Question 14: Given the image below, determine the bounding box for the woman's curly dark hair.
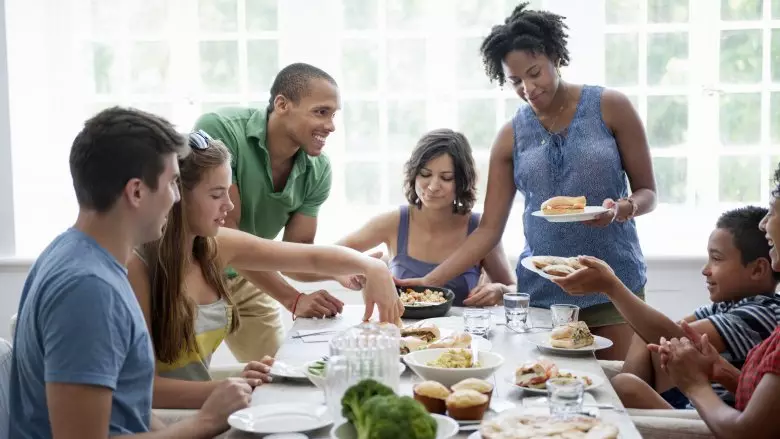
[480,2,570,86]
[403,129,477,215]
[773,162,780,198]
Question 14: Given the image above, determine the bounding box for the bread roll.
[542,264,577,277]
[541,196,586,215]
[550,322,595,349]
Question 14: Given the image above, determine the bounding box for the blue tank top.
[390,205,481,306]
[512,85,647,309]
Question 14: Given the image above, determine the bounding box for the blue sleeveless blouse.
[512,85,647,309]
[390,205,481,306]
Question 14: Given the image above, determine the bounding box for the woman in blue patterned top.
[398,2,657,360]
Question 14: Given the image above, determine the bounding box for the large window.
[2,0,777,260]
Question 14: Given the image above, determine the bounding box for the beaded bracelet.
[616,197,638,222]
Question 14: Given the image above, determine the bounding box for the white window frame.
[3,0,776,261]
[0,0,14,258]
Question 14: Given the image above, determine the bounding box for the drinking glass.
[503,292,530,330]
[463,308,491,337]
[550,304,580,327]
[547,377,584,418]
[324,322,400,421]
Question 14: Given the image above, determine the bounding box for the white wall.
[0,257,711,344]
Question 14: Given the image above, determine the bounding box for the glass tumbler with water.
[547,377,584,418]
[463,308,492,337]
[324,322,400,422]
[503,291,530,330]
[550,304,580,327]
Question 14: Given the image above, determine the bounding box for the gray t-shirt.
[9,228,155,438]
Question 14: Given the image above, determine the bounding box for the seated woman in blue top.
[329,128,516,306]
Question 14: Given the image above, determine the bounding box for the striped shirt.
[694,294,780,369]
[693,293,780,407]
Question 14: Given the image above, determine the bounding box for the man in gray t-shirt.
[10,228,155,436]
[8,107,255,439]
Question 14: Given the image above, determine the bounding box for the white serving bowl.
[330,413,458,439]
[403,348,504,388]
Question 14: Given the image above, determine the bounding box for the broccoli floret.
[359,395,437,439]
[341,379,395,426]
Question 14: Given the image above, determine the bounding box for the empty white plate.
[531,206,609,223]
[228,403,332,434]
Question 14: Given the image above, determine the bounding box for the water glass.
[324,322,401,421]
[550,304,580,327]
[547,377,584,418]
[503,292,530,330]
[463,308,491,337]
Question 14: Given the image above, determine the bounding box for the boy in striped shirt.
[553,206,780,409]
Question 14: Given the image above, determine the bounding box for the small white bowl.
[403,348,504,388]
[330,413,458,439]
[303,361,407,389]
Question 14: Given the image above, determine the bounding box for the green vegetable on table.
[307,360,326,376]
[341,379,437,439]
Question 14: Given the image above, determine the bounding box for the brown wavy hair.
[140,137,238,364]
[403,128,478,215]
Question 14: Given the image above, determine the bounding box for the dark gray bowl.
[398,286,455,320]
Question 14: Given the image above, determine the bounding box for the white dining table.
[221,305,642,439]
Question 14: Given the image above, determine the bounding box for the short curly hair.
[403,129,477,215]
[480,2,570,87]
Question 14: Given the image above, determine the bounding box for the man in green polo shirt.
[194,63,402,361]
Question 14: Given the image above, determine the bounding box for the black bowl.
[398,286,455,320]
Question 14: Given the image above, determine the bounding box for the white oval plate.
[508,369,604,393]
[410,317,493,351]
[526,332,614,354]
[330,413,458,439]
[229,403,332,434]
[531,206,609,223]
[521,256,585,280]
[465,406,605,439]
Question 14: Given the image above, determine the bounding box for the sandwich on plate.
[549,321,595,349]
[400,336,429,355]
[399,324,442,354]
[540,195,586,215]
[541,264,579,277]
[531,256,584,270]
[426,332,472,349]
[400,325,440,343]
[514,359,559,388]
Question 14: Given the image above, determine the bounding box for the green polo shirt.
[193,107,332,241]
